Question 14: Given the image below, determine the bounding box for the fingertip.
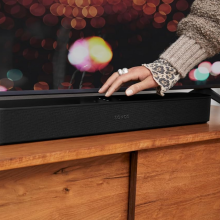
[126,89,133,96]
[105,91,110,97]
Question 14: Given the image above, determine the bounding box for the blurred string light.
[188,61,220,82]
[0,0,190,31]
[0,0,193,90]
[68,36,113,72]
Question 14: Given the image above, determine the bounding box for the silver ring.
[118,68,128,76]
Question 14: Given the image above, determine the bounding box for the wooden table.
[0,106,220,220]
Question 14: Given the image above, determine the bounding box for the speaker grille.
[0,93,211,144]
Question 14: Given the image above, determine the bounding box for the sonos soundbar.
[0,93,211,145]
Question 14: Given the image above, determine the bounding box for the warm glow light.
[143,4,156,15]
[68,37,112,72]
[167,20,177,32]
[34,82,49,90]
[30,3,46,16]
[88,37,112,63]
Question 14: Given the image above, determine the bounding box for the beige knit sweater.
[143,0,220,96]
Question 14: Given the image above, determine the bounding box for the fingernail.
[126,89,133,96]
[105,91,109,97]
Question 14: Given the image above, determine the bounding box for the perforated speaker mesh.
[0,93,211,144]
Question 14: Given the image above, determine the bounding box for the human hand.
[98,66,158,97]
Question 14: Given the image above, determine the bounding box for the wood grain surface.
[135,139,220,220]
[1,106,220,171]
[128,151,138,220]
[0,153,130,220]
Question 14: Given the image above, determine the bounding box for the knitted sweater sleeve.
[142,0,220,96]
[160,0,220,78]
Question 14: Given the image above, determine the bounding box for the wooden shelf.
[1,106,220,171]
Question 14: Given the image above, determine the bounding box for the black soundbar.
[0,93,211,145]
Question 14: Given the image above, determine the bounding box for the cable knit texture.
[160,0,220,78]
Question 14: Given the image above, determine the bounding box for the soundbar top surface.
[0,93,210,109]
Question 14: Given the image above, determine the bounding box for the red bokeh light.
[143,4,156,15]
[30,3,46,16]
[159,3,171,15]
[167,20,178,32]
[176,0,189,11]
[34,82,49,90]
[43,14,59,26]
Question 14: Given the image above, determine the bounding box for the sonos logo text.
[114,114,129,120]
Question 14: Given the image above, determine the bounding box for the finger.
[125,75,158,96]
[98,72,119,93]
[105,68,149,97]
[113,83,125,93]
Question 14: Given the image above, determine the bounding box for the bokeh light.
[61,17,72,29]
[211,62,220,76]
[173,12,185,21]
[176,0,189,11]
[71,18,86,29]
[30,3,46,16]
[154,12,166,23]
[18,0,33,7]
[58,82,73,89]
[91,17,105,28]
[0,17,14,30]
[147,0,160,6]
[159,4,171,15]
[34,82,49,90]
[64,5,73,17]
[3,0,17,5]
[0,12,6,24]
[1,0,218,92]
[7,69,23,81]
[162,0,173,3]
[0,86,7,92]
[41,39,54,50]
[194,68,209,81]
[23,48,39,59]
[198,61,212,72]
[167,20,177,32]
[68,36,112,72]
[30,37,42,48]
[0,78,14,89]
[43,14,59,26]
[189,69,196,81]
[143,4,156,15]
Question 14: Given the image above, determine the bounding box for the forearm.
[160,0,220,78]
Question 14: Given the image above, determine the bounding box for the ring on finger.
[118,68,128,76]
